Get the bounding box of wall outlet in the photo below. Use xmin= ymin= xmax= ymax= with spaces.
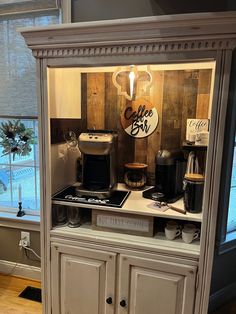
xmin=21 ymin=231 xmax=30 ymax=247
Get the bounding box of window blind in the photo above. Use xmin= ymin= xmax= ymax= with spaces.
xmin=0 ymin=0 xmax=58 ymax=15
xmin=0 ymin=11 xmax=59 ymax=117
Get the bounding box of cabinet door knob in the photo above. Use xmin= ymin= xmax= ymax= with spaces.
xmin=120 ymin=299 xmax=126 ymax=307
xmin=106 ymin=297 xmax=113 ymax=305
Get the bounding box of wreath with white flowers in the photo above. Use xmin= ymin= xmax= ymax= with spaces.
xmin=0 ymin=120 xmax=37 ymax=160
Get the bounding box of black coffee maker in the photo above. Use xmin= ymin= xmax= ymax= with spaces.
xmin=143 ymin=149 xmax=186 ymax=203
xmin=76 ymin=131 xmax=118 ymax=199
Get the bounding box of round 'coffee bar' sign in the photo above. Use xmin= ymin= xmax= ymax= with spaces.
xmin=120 ymin=98 xmax=159 ymax=138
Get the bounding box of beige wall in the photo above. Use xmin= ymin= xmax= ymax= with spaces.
xmin=0 ymin=227 xmax=40 ymax=268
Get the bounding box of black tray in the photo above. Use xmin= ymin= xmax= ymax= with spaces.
xmin=52 ymin=186 xmax=130 ymax=208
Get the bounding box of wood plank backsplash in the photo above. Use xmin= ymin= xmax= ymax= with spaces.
xmin=51 ymin=69 xmax=211 ymax=183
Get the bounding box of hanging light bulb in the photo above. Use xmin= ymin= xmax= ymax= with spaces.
xmin=129 ymin=65 xmax=136 ymax=100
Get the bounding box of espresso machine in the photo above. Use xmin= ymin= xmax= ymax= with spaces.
xmin=76 ymin=131 xmax=118 ymax=199
xmin=143 ymin=149 xmax=186 ymax=203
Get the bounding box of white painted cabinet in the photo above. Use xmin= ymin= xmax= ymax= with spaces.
xmin=51 ymin=242 xmax=197 ymax=314
xmin=51 ymin=243 xmax=117 ymax=314
xmin=118 ymin=254 xmax=196 ymax=314
xmin=20 ymin=12 xmax=236 ymax=314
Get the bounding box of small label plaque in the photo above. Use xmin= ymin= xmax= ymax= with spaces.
xmin=92 ymin=210 xmax=154 ymax=237
xmin=97 ymin=215 xmax=150 ymax=232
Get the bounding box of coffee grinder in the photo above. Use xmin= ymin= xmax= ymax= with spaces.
xmin=76 ymin=131 xmax=118 ymax=199
xmin=143 ymin=149 xmax=186 ymax=203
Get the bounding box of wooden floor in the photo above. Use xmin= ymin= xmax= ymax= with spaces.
xmin=0 ymin=274 xmax=42 ymax=314
xmin=0 ymin=273 xmax=235 ymax=314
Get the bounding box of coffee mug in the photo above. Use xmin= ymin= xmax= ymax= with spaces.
xmin=165 ymin=221 xmax=181 ymax=240
xmin=183 ymin=223 xmax=197 ymax=230
xmin=195 ymin=131 xmax=209 ymax=146
xmin=188 ymin=132 xmax=196 ymax=143
xmin=165 ymin=227 xmax=181 ymax=240
xmin=166 ymin=220 xmax=180 ymax=229
xmin=182 ymin=228 xmax=200 ymax=244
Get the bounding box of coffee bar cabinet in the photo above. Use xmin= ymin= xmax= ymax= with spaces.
xmin=51 ymin=240 xmax=197 ymax=314
xmin=21 ymin=12 xmax=236 ymax=314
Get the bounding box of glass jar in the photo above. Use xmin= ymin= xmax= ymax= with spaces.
xmin=67 ymin=206 xmax=82 ymax=228
xmin=52 ymin=204 xmax=67 ymax=226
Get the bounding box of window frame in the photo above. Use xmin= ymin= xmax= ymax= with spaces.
xmin=216 ymin=49 xmax=236 ymax=254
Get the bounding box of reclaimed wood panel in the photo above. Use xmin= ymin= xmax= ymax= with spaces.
xmin=148 ymin=71 xmax=164 ymax=184
xmin=133 ymin=77 xmax=150 ymax=164
xmin=181 ymin=71 xmax=199 ymax=144
xmin=105 ymin=72 xmax=118 ymax=131
xmin=116 ymin=74 xmax=135 ymax=180
xmin=196 ymin=69 xmax=212 ymax=119
xmin=78 ymin=68 xmax=212 ymax=182
xmin=87 ymin=73 xmax=105 ymax=129
xmin=162 ymin=71 xmax=184 ymax=150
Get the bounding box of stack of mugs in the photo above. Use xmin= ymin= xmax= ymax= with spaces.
xmin=164 ymin=221 xmax=200 ymax=244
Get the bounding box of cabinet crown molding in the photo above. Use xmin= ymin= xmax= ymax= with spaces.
xmin=20 ymin=11 xmax=236 ymax=57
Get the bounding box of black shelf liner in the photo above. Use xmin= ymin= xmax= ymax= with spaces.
xmin=52 ymin=186 xmax=130 ymax=208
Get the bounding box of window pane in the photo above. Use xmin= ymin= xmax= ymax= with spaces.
xmin=11 ymin=165 xmax=38 ymax=210
xmin=0 ymin=165 xmax=11 ymax=208
xmin=0 ymin=0 xmax=58 ymax=15
xmin=227 ymin=136 xmax=236 ymax=233
xmin=0 ymin=118 xmax=39 ymax=211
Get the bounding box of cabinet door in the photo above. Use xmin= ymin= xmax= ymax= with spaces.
xmin=51 ymin=243 xmax=116 ymax=314
xmin=117 ymin=255 xmax=197 ymax=314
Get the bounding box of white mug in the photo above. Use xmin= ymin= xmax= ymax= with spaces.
xmin=188 ymin=132 xmax=196 ymax=143
xmin=182 ymin=228 xmax=200 ymax=244
xmin=165 ymin=227 xmax=181 ymax=240
xmin=165 ymin=221 xmax=181 ymax=240
xmin=184 ymin=223 xmax=197 ymax=230
xmin=166 ymin=220 xmax=180 ymax=229
xmin=195 ymin=131 xmax=209 ymax=146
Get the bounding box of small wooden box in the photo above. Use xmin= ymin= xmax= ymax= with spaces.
xmin=92 ymin=210 xmax=154 ymax=237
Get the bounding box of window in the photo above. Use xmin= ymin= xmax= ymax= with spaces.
xmin=0 ymin=118 xmax=39 ymax=214
xmin=0 ymin=1 xmax=70 ymax=215
xmin=216 ymin=50 xmax=236 ymax=253
xmin=227 ymin=136 xmax=236 ymax=234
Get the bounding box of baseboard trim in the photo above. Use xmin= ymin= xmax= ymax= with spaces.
xmin=0 ymin=259 xmax=41 ymax=281
xmin=208 ymin=281 xmax=236 ymax=313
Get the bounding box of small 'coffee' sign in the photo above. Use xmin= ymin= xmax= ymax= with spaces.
xmin=120 ymin=98 xmax=159 ymax=138
xmin=186 ymin=119 xmax=209 ymax=141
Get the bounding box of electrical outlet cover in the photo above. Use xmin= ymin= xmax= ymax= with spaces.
xmin=21 ymin=231 xmax=30 ymax=246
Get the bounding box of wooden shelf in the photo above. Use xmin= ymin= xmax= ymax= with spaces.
xmin=182 ymin=141 xmax=208 ymax=151
xmin=50 ymin=223 xmax=200 ymax=259
xmin=52 ymin=183 xmax=202 ymax=222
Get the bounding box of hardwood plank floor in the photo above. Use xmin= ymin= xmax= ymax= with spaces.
xmin=0 ymin=274 xmax=42 ymax=314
